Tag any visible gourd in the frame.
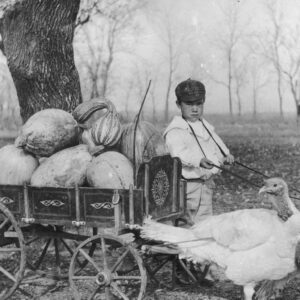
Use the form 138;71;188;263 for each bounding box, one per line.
86;151;133;189
30;144;92;187
80;128;105;156
120;121;168;166
91;110;122;148
72;97;116;129
15;109;79;157
74;98;122;150
0;144;39;185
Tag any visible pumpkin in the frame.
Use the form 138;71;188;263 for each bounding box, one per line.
30;144;92;187
15;109;79;157
72;97;116;129
91;110;122;148
80;128;96;149
0;144;39;185
80;128;105;156
86;151;134;189
120;121;168;166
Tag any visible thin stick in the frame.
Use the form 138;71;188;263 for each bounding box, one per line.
133;80;152;186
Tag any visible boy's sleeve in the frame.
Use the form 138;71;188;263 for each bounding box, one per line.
165;128;202;167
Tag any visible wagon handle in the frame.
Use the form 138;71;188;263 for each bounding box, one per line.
133;80;152;186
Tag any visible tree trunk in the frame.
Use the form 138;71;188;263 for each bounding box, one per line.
0;0;82;122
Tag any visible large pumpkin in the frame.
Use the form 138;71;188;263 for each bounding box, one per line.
31;144;92;187
120;121;168;166
86;151;133;189
0;144;39;185
15;109;79;157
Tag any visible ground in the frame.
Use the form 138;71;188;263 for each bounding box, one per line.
2;117;300;299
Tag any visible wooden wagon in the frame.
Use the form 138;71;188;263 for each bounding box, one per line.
0;154;186;300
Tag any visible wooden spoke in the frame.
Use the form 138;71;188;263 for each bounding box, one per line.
60;238;74;256
113;275;142;281
111;248;130;273
79;248;102;273
71;275;96;280
101;237;108;271
0;217;10;230
105;287;112;300
31;238;52;270
60;238;93;270
0;266;16;282
111;282;130;300
87;286;100;300
0;247;21;252
54;238;61;267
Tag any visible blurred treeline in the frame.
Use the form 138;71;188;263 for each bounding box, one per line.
1;0;300;131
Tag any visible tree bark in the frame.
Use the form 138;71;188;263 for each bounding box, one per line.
0;0;82;122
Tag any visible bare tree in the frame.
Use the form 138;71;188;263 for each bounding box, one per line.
0;0;82;122
248;57;269;117
148;4;190;123
232;59;247;116
258;0;285;117
209;0;247;117
75;0;145;100
280;25;300;124
76;26;105;99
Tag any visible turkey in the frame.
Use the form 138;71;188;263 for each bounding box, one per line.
141;178;300;300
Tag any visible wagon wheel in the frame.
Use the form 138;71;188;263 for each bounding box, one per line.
23;225;98;278
69;234;147;300
0;202;26;300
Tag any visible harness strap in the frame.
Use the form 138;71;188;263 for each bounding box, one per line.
185;120;207;158
200;119;227;157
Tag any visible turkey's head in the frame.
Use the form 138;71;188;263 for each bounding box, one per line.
259;177;293;221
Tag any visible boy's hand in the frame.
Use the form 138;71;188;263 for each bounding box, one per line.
224;154;234;165
200;158;214;169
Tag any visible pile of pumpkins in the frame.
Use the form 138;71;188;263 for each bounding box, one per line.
0;98;168;189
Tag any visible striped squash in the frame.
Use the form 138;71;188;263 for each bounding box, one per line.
90;111;122;147
72;98;116;128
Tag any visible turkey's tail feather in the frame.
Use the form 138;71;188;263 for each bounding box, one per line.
140;217;196;245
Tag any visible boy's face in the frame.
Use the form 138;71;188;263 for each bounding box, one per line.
177;100;204;122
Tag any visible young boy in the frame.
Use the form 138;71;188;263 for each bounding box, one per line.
164;78;234;226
